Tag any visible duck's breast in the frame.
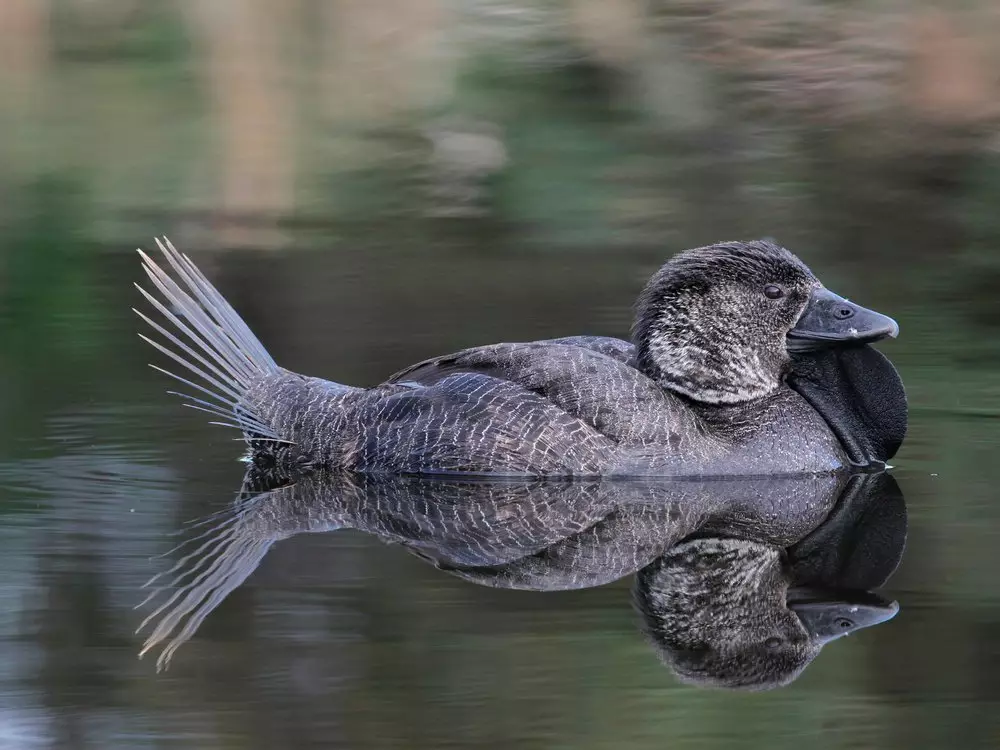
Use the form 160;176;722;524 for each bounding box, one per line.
607;388;849;477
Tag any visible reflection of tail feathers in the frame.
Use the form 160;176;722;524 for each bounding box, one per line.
133;237;288;443
136;493;275;671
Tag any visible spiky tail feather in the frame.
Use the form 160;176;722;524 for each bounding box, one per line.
134;237;286;443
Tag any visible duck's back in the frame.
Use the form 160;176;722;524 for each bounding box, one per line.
239;337;703;475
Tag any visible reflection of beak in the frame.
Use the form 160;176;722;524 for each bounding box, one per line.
787;587;900;645
787;287;899;352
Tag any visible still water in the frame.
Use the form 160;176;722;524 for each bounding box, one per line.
1;239;998;749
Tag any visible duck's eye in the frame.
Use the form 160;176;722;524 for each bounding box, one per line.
764;637;783;649
763;284;784;300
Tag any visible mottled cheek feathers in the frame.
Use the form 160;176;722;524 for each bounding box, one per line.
633;239;818;404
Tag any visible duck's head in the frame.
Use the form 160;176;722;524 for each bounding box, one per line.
633;538;899;691
633;239;899;404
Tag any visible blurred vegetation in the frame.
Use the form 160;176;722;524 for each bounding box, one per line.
2;1;999;398
0;0;998;244
1;2;1000;748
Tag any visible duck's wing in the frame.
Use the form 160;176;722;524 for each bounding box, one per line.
386;337;682;446
390;335;635;385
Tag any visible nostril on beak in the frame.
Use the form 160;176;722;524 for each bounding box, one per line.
837;307;854;319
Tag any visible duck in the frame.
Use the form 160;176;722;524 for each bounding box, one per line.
134;237;905;477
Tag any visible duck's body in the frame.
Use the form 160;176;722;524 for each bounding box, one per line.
135;238;903;478
242;338;844;476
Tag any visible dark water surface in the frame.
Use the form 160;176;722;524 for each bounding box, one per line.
1;243;999;750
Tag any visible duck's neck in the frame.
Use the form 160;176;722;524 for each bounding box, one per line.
684;388;794;439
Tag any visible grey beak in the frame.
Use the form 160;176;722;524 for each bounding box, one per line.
788;589;900;645
787;287;899;351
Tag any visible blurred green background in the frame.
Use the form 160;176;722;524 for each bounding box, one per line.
1;1;999;748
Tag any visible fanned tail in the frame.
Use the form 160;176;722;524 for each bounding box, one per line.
134;237;284;442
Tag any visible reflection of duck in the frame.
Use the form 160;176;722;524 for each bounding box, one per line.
138;469;905;691
635;472;904;690
134;238;904;476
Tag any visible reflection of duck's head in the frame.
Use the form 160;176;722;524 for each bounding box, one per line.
633;239;898;404
633;537;898;691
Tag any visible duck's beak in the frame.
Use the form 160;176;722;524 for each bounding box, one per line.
787;587;899;645
787;287;899;351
